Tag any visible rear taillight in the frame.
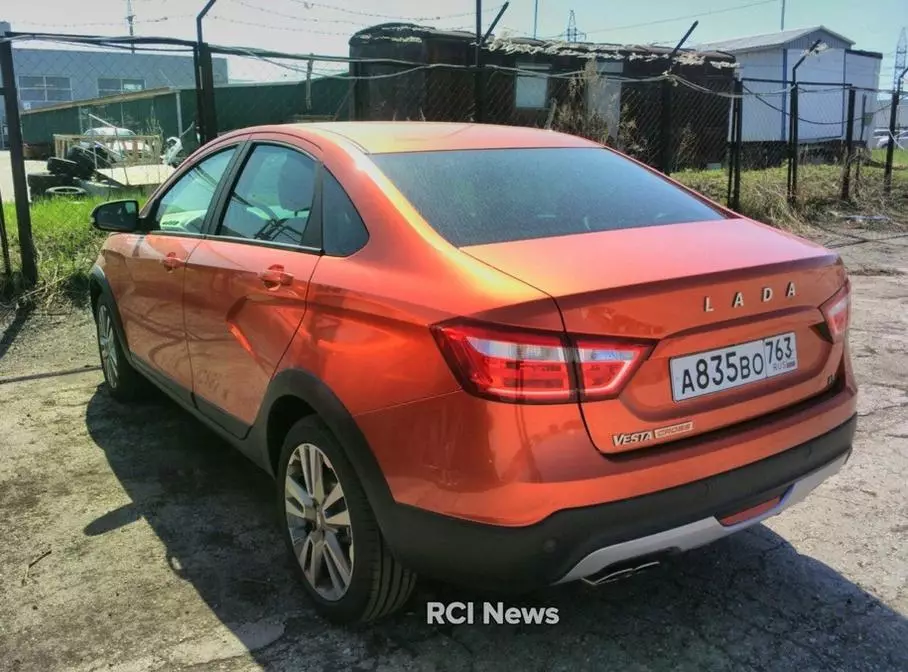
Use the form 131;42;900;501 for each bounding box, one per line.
575;339;653;401
431;321;651;404
431;322;573;403
820;281;851;343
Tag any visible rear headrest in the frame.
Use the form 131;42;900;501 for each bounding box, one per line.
277;154;315;213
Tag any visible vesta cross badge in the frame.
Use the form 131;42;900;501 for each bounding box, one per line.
613;421;695;447
704;282;796;312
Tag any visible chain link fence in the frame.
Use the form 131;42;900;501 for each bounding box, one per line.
1;29;906;298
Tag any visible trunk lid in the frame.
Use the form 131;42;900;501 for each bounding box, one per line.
462;219;846;454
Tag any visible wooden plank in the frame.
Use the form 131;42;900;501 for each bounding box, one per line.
95;164;175;188
53;134;163;166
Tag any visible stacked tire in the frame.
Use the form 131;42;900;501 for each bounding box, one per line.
27;172;74;199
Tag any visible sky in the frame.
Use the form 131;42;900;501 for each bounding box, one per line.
2;0;906;88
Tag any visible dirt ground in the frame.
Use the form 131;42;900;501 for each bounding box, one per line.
0;225;906;672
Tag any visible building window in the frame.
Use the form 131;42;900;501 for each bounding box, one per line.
98;78;146;97
515;63;549;109
19;76;72;104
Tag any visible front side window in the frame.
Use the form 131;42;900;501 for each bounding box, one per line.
153;148;237;233
217;145;316;246
370;147;726;247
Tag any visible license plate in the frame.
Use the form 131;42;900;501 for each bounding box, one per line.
670;332;798;402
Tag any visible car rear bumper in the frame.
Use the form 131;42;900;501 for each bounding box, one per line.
380;414;856;591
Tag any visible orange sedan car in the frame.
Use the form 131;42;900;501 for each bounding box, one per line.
88;122;856;623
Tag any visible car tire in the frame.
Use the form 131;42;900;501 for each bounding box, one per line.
27;171;73;199
94;295;145;402
277;417;416;624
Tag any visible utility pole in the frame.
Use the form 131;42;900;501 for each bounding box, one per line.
780;0;785;31
126;0;136;53
533;0;539;39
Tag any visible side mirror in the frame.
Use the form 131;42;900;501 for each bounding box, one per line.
91;200;140;232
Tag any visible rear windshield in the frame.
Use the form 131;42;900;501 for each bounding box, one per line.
370;147;725;247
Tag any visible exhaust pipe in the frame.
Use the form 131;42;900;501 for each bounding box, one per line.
580;553;672;587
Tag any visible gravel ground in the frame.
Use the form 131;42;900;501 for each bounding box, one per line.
0;229;905;672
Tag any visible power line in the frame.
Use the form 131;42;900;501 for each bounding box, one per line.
563;0;777;39
227;0;387;26
283;0;504;22
208;15;354;35
11;15;193;29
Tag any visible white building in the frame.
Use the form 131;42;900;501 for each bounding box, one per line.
699;26;883;145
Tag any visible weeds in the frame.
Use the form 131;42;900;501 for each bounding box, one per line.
1;192;145;310
674;163;908;234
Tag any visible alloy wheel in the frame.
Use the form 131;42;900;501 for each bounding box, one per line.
97;305;119;389
284;442;355;601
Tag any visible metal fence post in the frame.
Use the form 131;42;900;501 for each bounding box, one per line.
198;42;218;143
0;28;38;285
659;21;698;175
473;0;484;123
841;87;855;201
787;84;799;204
733;78;743;211
659;79;673;174
192;44;205;143
884;87;901;195
726;93;737;207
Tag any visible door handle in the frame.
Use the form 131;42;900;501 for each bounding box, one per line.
258;264;294;288
161;252;184;271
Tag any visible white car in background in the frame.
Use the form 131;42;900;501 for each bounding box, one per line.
81;127;154;163
875;130;908;150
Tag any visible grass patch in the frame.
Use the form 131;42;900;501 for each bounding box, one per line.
1;192;145;309
674;163;908;233
870;147;908;167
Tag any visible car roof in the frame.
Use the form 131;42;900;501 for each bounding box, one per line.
243;121;601;154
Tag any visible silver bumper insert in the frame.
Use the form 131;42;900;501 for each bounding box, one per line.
556;453;848;585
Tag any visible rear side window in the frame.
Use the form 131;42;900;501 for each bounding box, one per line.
322;170;369;257
370;147;725;247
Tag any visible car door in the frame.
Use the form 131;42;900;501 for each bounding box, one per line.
118;145;240;399
182;139;322;435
